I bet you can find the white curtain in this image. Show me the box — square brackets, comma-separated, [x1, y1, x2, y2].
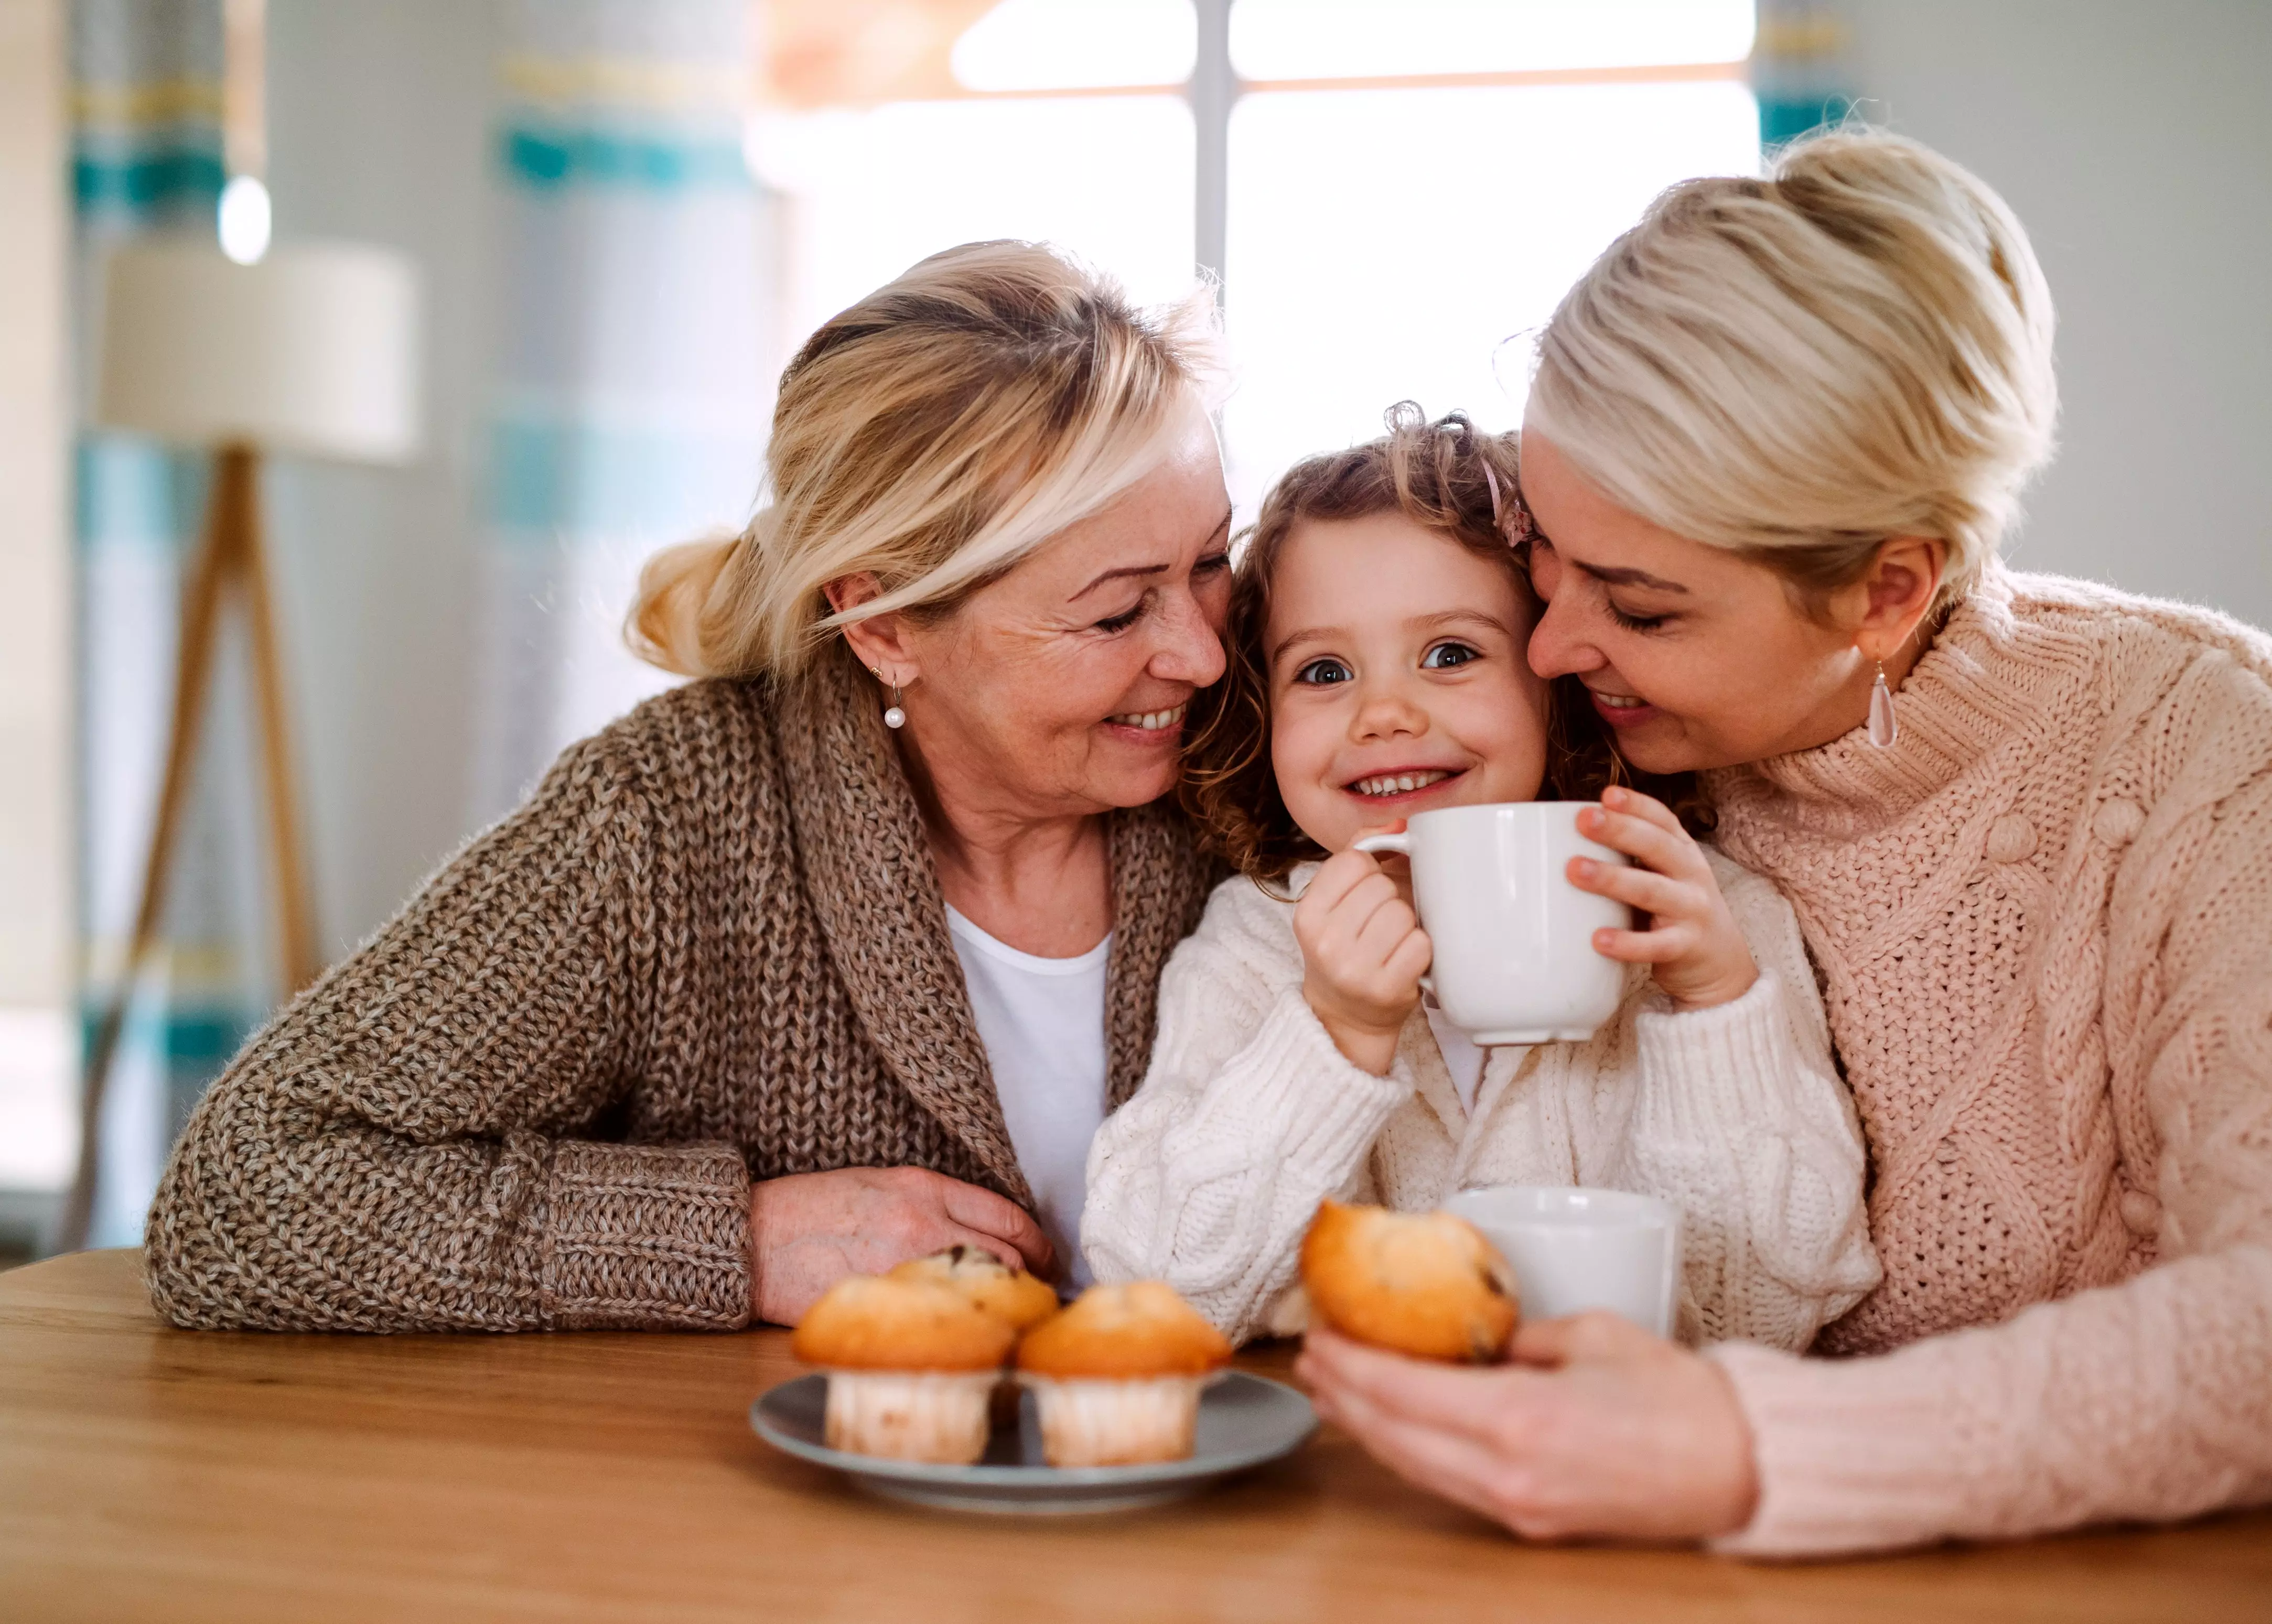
[71, 0, 271, 1245]
[1752, 0, 1855, 145]
[469, 0, 771, 825]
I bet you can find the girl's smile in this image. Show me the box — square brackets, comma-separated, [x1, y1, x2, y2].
[1342, 764, 1470, 805]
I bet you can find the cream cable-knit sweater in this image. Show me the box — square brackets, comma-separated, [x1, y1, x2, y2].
[1702, 569, 2272, 1556]
[1083, 850, 1882, 1349]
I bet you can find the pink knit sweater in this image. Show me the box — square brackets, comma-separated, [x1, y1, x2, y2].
[1700, 568, 2272, 1556]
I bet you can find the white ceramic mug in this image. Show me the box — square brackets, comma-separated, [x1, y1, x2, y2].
[1353, 801, 1629, 1045]
[1443, 1185, 1682, 1338]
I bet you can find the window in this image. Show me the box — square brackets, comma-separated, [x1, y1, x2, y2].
[750, 0, 1758, 513]
[1221, 77, 1758, 507]
[749, 96, 1197, 348]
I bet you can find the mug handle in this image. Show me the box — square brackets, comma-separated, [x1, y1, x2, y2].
[1350, 830, 1433, 996]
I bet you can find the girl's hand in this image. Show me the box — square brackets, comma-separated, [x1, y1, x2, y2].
[1295, 842, 1432, 1076]
[1569, 786, 1757, 1011]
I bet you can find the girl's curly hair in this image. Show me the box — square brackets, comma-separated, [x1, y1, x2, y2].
[1179, 403, 1706, 884]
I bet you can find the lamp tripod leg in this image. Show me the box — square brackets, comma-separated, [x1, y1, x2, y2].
[237, 452, 319, 996]
[57, 449, 245, 1255]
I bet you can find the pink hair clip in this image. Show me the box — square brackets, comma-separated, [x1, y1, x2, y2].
[1483, 463, 1536, 547]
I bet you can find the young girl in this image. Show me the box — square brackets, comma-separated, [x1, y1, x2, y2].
[1081, 407, 1880, 1348]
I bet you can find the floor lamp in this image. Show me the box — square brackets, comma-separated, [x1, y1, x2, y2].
[60, 238, 420, 1252]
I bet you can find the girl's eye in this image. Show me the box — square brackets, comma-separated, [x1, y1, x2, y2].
[1293, 656, 1352, 686]
[1607, 601, 1670, 633]
[1420, 641, 1482, 670]
[1192, 550, 1231, 578]
[1094, 597, 1148, 633]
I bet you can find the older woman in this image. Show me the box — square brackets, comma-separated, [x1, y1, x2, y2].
[145, 242, 1233, 1330]
[1299, 130, 2272, 1554]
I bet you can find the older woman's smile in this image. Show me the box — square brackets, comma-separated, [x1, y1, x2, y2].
[1105, 703, 1187, 735]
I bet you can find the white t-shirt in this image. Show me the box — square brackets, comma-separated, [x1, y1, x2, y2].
[944, 905, 1111, 1289]
[1424, 1001, 1489, 1116]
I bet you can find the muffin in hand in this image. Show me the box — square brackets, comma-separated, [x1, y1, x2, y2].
[792, 1274, 1019, 1464]
[1016, 1282, 1233, 1467]
[1299, 1200, 1518, 1362]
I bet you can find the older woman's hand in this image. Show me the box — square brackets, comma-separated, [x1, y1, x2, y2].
[1295, 1314, 1759, 1542]
[748, 1166, 1058, 1325]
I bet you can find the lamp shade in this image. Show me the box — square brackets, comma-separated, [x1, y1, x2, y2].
[95, 238, 422, 463]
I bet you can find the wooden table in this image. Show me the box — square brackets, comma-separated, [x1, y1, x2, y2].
[4, 1252, 2268, 1622]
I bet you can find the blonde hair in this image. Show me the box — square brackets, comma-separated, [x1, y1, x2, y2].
[1528, 127, 2058, 609]
[628, 241, 1225, 678]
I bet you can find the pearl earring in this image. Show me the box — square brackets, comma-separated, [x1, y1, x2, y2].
[871, 666, 906, 730]
[1867, 659, 1899, 749]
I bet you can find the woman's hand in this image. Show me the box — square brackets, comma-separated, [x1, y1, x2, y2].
[1294, 842, 1433, 1076]
[1569, 785, 1757, 1011]
[747, 1166, 1057, 1325]
[1296, 1314, 1759, 1542]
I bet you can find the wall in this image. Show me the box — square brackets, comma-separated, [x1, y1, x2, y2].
[261, 0, 501, 958]
[0, 0, 75, 1215]
[0, 0, 70, 1009]
[1845, 0, 2272, 630]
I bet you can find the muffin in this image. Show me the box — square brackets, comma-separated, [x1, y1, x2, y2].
[889, 1247, 1060, 1431]
[791, 1274, 1019, 1464]
[1299, 1200, 1518, 1362]
[888, 1246, 1060, 1331]
[1015, 1281, 1233, 1467]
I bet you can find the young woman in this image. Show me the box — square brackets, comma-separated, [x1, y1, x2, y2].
[1082, 407, 1878, 1350]
[1297, 129, 2272, 1556]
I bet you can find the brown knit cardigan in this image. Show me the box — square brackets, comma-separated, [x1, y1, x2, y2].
[143, 647, 1219, 1333]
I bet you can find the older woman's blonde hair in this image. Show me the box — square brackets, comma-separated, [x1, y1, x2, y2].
[1527, 127, 2058, 610]
[628, 241, 1225, 679]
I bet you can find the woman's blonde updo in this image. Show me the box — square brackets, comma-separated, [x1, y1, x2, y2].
[1527, 127, 2058, 610]
[627, 241, 1225, 679]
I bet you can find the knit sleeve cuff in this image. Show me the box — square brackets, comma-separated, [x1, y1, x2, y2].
[1630, 970, 1811, 1137]
[1705, 1339, 1974, 1558]
[537, 1140, 753, 1331]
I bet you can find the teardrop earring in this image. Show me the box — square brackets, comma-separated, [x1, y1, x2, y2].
[871, 666, 907, 730]
[1868, 660, 1899, 749]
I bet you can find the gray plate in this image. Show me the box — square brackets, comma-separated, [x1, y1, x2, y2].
[750, 1372, 1316, 1514]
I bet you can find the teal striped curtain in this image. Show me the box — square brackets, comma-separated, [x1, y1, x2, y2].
[1751, 0, 1854, 147]
[469, 0, 770, 822]
[71, 0, 266, 1244]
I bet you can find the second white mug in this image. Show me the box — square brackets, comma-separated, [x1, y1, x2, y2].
[1444, 1184, 1683, 1338]
[1354, 800, 1629, 1046]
